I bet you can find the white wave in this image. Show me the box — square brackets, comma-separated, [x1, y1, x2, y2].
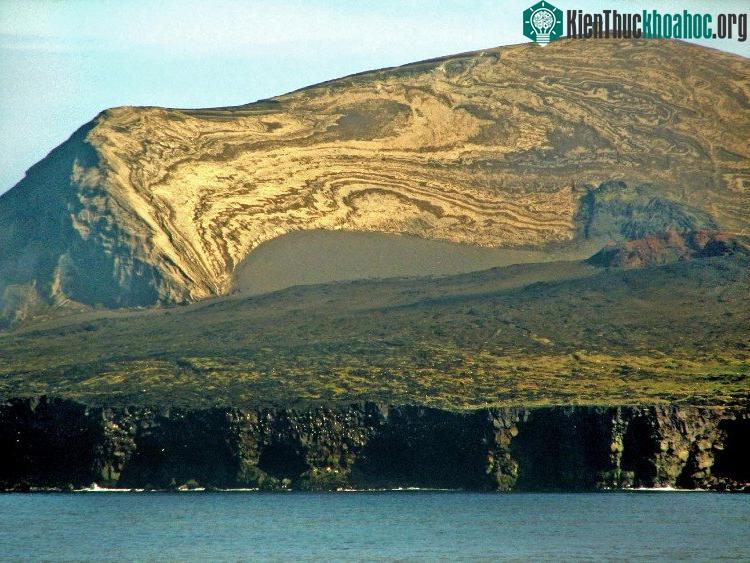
[77, 483, 141, 493]
[629, 486, 708, 492]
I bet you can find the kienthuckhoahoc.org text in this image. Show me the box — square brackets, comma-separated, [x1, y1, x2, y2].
[567, 10, 747, 41]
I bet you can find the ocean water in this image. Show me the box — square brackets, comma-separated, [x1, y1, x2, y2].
[0, 491, 748, 561]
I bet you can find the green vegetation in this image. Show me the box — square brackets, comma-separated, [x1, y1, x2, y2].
[1, 254, 748, 409]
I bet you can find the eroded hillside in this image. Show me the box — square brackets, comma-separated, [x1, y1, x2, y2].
[1, 39, 748, 321]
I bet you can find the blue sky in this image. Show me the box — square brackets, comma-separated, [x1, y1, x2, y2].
[1, 0, 747, 194]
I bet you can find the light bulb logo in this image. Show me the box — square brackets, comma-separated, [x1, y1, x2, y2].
[531, 9, 555, 43]
[523, 1, 563, 46]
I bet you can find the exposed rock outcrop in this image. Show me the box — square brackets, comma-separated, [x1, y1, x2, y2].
[1, 398, 747, 492]
[1, 39, 748, 321]
[587, 230, 750, 269]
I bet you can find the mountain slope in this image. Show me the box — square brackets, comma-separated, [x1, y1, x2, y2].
[1, 242, 748, 408]
[1, 39, 748, 323]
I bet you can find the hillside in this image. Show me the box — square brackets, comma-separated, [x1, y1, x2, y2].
[1, 39, 748, 324]
[1, 242, 748, 409]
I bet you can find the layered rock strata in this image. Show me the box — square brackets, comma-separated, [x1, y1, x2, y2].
[1, 39, 748, 319]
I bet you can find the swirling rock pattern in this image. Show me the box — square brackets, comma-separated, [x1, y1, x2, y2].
[1, 39, 748, 311]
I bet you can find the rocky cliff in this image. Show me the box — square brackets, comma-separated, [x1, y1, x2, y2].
[2, 398, 747, 492]
[1, 39, 748, 322]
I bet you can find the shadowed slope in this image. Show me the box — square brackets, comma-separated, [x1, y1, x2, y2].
[231, 230, 602, 295]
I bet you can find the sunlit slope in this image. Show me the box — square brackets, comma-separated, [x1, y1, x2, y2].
[0, 39, 748, 322]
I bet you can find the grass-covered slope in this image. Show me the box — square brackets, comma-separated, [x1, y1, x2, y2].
[1, 248, 747, 409]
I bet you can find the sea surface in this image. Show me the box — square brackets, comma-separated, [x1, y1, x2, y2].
[0, 491, 748, 561]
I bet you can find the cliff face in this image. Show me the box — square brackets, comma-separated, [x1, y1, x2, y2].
[1, 39, 748, 320]
[1, 398, 747, 492]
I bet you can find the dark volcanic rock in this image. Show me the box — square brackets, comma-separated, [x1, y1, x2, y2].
[576, 181, 719, 243]
[587, 230, 750, 269]
[1, 398, 748, 492]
